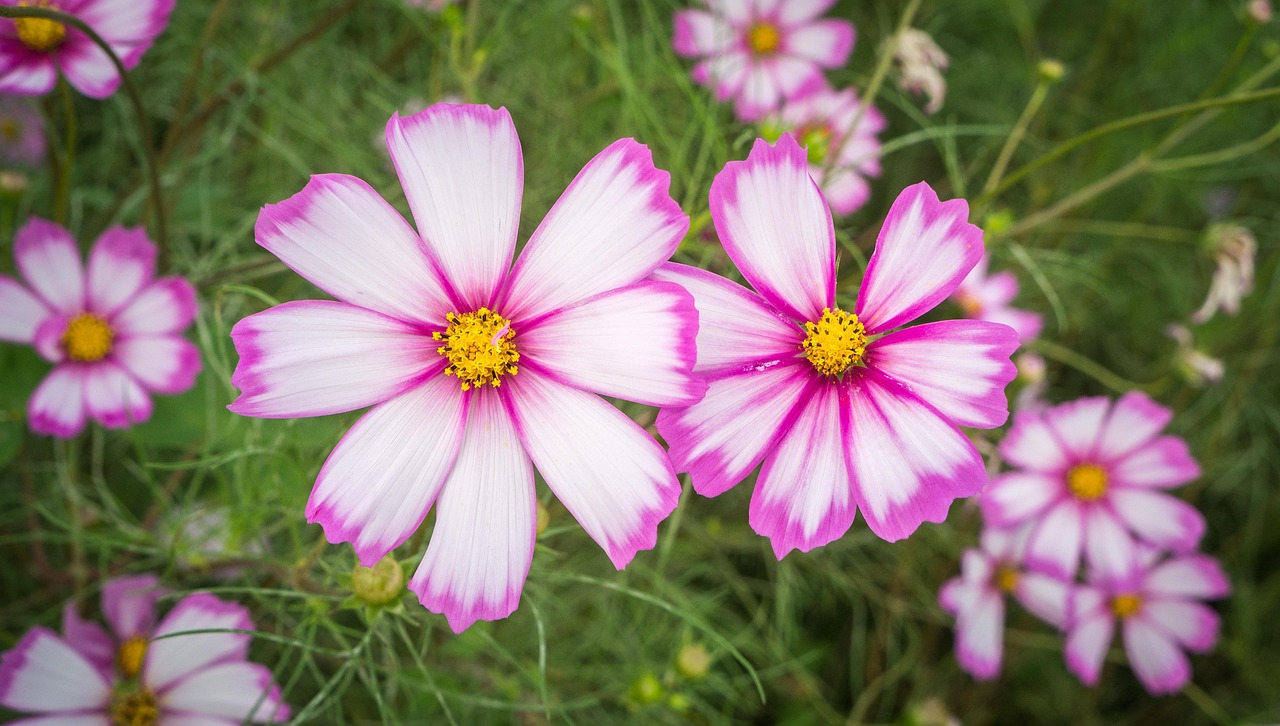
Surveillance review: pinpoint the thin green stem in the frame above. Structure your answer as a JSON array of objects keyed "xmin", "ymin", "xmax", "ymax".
[
  {"xmin": 1029, "ymin": 338, "xmax": 1151, "ymax": 394},
  {"xmin": 54, "ymin": 78, "xmax": 76, "ymax": 224},
  {"xmin": 1149, "ymin": 119, "xmax": 1280, "ymax": 173},
  {"xmin": 981, "ymin": 79, "xmax": 1050, "ymax": 197}
]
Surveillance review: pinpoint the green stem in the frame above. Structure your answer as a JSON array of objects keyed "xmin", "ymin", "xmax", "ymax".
[
  {"xmin": 1029, "ymin": 338, "xmax": 1151, "ymax": 394},
  {"xmin": 54, "ymin": 78, "xmax": 76, "ymax": 225},
  {"xmin": 981, "ymin": 79, "xmax": 1050, "ymax": 198}
]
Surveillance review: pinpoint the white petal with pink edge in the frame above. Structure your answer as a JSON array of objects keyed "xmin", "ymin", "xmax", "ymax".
[
  {"xmin": 114, "ymin": 335, "xmax": 201, "ymax": 395},
  {"xmin": 111, "ymin": 278, "xmax": 196, "ymax": 336},
  {"xmin": 709, "ymin": 135, "xmax": 834, "ymax": 321},
  {"xmin": 1082, "ymin": 506, "xmax": 1138, "ymax": 586},
  {"xmin": 855, "ymin": 183, "xmax": 983, "ymax": 334},
  {"xmin": 657, "ymin": 362, "xmax": 813, "ymax": 497},
  {"xmin": 749, "ymin": 384, "xmax": 854, "ymax": 558},
  {"xmin": 28, "ymin": 365, "xmax": 86, "ymax": 439},
  {"xmin": 954, "ymin": 590, "xmax": 1004, "ymax": 680},
  {"xmin": 102, "ymin": 574, "xmax": 163, "ymax": 641},
  {"xmin": 387, "ymin": 105, "xmax": 521, "ymax": 311},
  {"xmin": 410, "ymin": 392, "xmax": 535, "ymax": 633},
  {"xmin": 0, "ymin": 44, "xmax": 58, "ymax": 96},
  {"xmin": 0, "ymin": 627, "xmax": 110, "ymax": 713},
  {"xmin": 60, "ymin": 602, "xmax": 113, "ymax": 675},
  {"xmin": 1042, "ymin": 397, "xmax": 1110, "ymax": 461},
  {"xmin": 1064, "ymin": 610, "xmax": 1114, "ymax": 686},
  {"xmin": 86, "ymin": 227, "xmax": 156, "ymax": 317},
  {"xmin": 672, "ymin": 9, "xmax": 734, "ymax": 56},
  {"xmin": 1123, "ymin": 618, "xmax": 1191, "ymax": 695},
  {"xmin": 14, "ymin": 218, "xmax": 84, "ymax": 315},
  {"xmin": 158, "ymin": 716, "xmax": 240, "ymax": 726},
  {"xmin": 4, "ymin": 714, "xmax": 113, "ymax": 726},
  {"xmin": 1141, "ymin": 599, "xmax": 1219, "ymax": 653},
  {"xmin": 842, "ymin": 371, "xmax": 985, "ymax": 541},
  {"xmin": 1110, "ymin": 437, "xmax": 1200, "ymax": 489},
  {"xmin": 143, "ymin": 594, "xmax": 252, "ymax": 693},
  {"xmin": 938, "ymin": 577, "xmax": 982, "ymax": 616},
  {"xmin": 160, "ymin": 661, "xmax": 289, "ymax": 723},
  {"xmin": 254, "ymin": 173, "xmax": 452, "ymax": 323},
  {"xmin": 73, "ymin": 0, "xmax": 175, "ymax": 62},
  {"xmin": 998, "ymin": 409, "xmax": 1070, "ymax": 472},
  {"xmin": 501, "ymin": 139, "xmax": 687, "ymax": 321},
  {"xmin": 518, "ymin": 281, "xmax": 704, "ymax": 407},
  {"xmin": 57, "ymin": 42, "xmax": 124, "ymax": 99},
  {"xmin": 649, "ymin": 263, "xmax": 800, "ymax": 376},
  {"xmin": 865, "ymin": 319, "xmax": 1017, "ymax": 429},
  {"xmin": 782, "ymin": 19, "xmax": 854, "ymax": 67},
  {"xmin": 693, "ymin": 52, "xmax": 750, "ymax": 101},
  {"xmin": 1094, "ymin": 391, "xmax": 1173, "ymax": 460},
  {"xmin": 1109, "ymin": 488, "xmax": 1204, "ymax": 552},
  {"xmin": 980, "ymin": 472, "xmax": 1060, "ymax": 527},
  {"xmin": 307, "ymin": 375, "xmax": 467, "ymax": 566},
  {"xmin": 229, "ymin": 301, "xmax": 439, "ymax": 419},
  {"xmin": 1144, "ymin": 555, "xmax": 1231, "ymax": 600},
  {"xmin": 0, "ymin": 275, "xmax": 49, "ymax": 343},
  {"xmin": 505, "ymin": 369, "xmax": 679, "ymax": 568},
  {"xmin": 83, "ymin": 362, "xmax": 152, "ymax": 429},
  {"xmin": 1015, "ymin": 572, "xmax": 1070, "ymax": 628},
  {"xmin": 734, "ymin": 65, "xmax": 785, "ymax": 121},
  {"xmin": 1024, "ymin": 499, "xmax": 1084, "ymax": 580}
]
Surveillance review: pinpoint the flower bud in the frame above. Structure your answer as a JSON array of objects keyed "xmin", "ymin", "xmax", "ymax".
[
  {"xmin": 351, "ymin": 555, "xmax": 404, "ymax": 606},
  {"xmin": 675, "ymin": 643, "xmax": 712, "ymax": 680}
]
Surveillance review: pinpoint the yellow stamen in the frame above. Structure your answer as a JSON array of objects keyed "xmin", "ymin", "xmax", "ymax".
[
  {"xmin": 802, "ymin": 307, "xmax": 867, "ymax": 378},
  {"xmin": 994, "ymin": 565, "xmax": 1020, "ymax": 594},
  {"xmin": 62, "ymin": 312, "xmax": 114, "ymax": 363},
  {"xmin": 110, "ymin": 688, "xmax": 158, "ymax": 726},
  {"xmin": 116, "ymin": 636, "xmax": 147, "ymax": 680},
  {"xmin": 746, "ymin": 23, "xmax": 781, "ymax": 55},
  {"xmin": 15, "ymin": 1, "xmax": 67, "ymax": 53},
  {"xmin": 1066, "ymin": 463, "xmax": 1108, "ymax": 501},
  {"xmin": 1111, "ymin": 593, "xmax": 1143, "ymax": 619},
  {"xmin": 433, "ymin": 307, "xmax": 519, "ymax": 391}
]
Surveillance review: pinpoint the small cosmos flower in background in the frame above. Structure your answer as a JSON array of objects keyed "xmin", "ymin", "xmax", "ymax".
[
  {"xmin": 0, "ymin": 94, "xmax": 44, "ymax": 167},
  {"xmin": 0, "ymin": 218, "xmax": 201, "ymax": 437},
  {"xmin": 950, "ymin": 253, "xmax": 1044, "ymax": 344},
  {"xmin": 1190, "ymin": 223, "xmax": 1256, "ymax": 324},
  {"xmin": 0, "ymin": 0, "xmax": 176, "ymax": 99},
  {"xmin": 889, "ymin": 27, "xmax": 949, "ymax": 115},
  {"xmin": 655, "ymin": 134, "xmax": 1018, "ymax": 557},
  {"xmin": 672, "ymin": 0, "xmax": 854, "ymax": 121},
  {"xmin": 0, "ymin": 574, "xmax": 290, "ymax": 723},
  {"xmin": 230, "ymin": 103, "xmax": 700, "ymax": 632}
]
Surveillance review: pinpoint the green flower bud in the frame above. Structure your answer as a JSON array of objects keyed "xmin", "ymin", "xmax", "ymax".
[{"xmin": 351, "ymin": 555, "xmax": 404, "ymax": 606}]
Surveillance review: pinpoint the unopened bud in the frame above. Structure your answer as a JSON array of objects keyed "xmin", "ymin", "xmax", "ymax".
[
  {"xmin": 628, "ymin": 673, "xmax": 664, "ymax": 704},
  {"xmin": 351, "ymin": 555, "xmax": 404, "ymax": 606},
  {"xmin": 675, "ymin": 643, "xmax": 712, "ymax": 680},
  {"xmin": 1037, "ymin": 58, "xmax": 1066, "ymax": 83}
]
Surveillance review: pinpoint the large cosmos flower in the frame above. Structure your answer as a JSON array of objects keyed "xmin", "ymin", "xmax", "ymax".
[
  {"xmin": 0, "ymin": 0, "xmax": 175, "ymax": 99},
  {"xmin": 672, "ymin": 0, "xmax": 854, "ymax": 121},
  {"xmin": 0, "ymin": 218, "xmax": 201, "ymax": 438},
  {"xmin": 982, "ymin": 392, "xmax": 1204, "ymax": 586},
  {"xmin": 655, "ymin": 134, "xmax": 1018, "ymax": 557},
  {"xmin": 229, "ymin": 104, "xmax": 700, "ymax": 632},
  {"xmin": 0, "ymin": 575, "xmax": 290, "ymax": 723}
]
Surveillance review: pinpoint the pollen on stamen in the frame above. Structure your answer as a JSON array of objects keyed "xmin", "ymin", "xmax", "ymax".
[
  {"xmin": 433, "ymin": 307, "xmax": 520, "ymax": 391},
  {"xmin": 14, "ymin": 1, "xmax": 67, "ymax": 53},
  {"xmin": 1066, "ymin": 463, "xmax": 1108, "ymax": 501},
  {"xmin": 746, "ymin": 22, "xmax": 781, "ymax": 55},
  {"xmin": 802, "ymin": 307, "xmax": 867, "ymax": 378},
  {"xmin": 1110, "ymin": 593, "xmax": 1143, "ymax": 619},
  {"xmin": 62, "ymin": 312, "xmax": 115, "ymax": 363}
]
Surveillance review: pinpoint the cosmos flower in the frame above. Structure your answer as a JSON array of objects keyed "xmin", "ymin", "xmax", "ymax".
[
  {"xmin": 0, "ymin": 95, "xmax": 44, "ymax": 166},
  {"xmin": 939, "ymin": 524, "xmax": 1070, "ymax": 680},
  {"xmin": 762, "ymin": 84, "xmax": 884, "ymax": 216},
  {"xmin": 0, "ymin": 0, "xmax": 176, "ymax": 99},
  {"xmin": 655, "ymin": 134, "xmax": 1018, "ymax": 557},
  {"xmin": 950, "ymin": 253, "xmax": 1043, "ymax": 343},
  {"xmin": 1065, "ymin": 549, "xmax": 1230, "ymax": 695},
  {"xmin": 982, "ymin": 392, "xmax": 1205, "ymax": 585},
  {"xmin": 0, "ymin": 574, "xmax": 290, "ymax": 723},
  {"xmin": 1190, "ymin": 223, "xmax": 1255, "ymax": 324},
  {"xmin": 229, "ymin": 103, "xmax": 699, "ymax": 632},
  {"xmin": 889, "ymin": 27, "xmax": 949, "ymax": 115},
  {"xmin": 672, "ymin": 0, "xmax": 854, "ymax": 121},
  {"xmin": 0, "ymin": 218, "xmax": 201, "ymax": 438}
]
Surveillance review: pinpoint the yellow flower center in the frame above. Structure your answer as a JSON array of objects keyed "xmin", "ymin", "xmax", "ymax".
[
  {"xmin": 1066, "ymin": 463, "xmax": 1108, "ymax": 501},
  {"xmin": 110, "ymin": 688, "xmax": 158, "ymax": 726},
  {"xmin": 433, "ymin": 307, "xmax": 519, "ymax": 391},
  {"xmin": 994, "ymin": 565, "xmax": 1020, "ymax": 594},
  {"xmin": 116, "ymin": 636, "xmax": 147, "ymax": 680},
  {"xmin": 62, "ymin": 312, "xmax": 114, "ymax": 363},
  {"xmin": 802, "ymin": 307, "xmax": 867, "ymax": 378},
  {"xmin": 747, "ymin": 23, "xmax": 781, "ymax": 55},
  {"xmin": 14, "ymin": 1, "xmax": 67, "ymax": 53},
  {"xmin": 1110, "ymin": 593, "xmax": 1143, "ymax": 619}
]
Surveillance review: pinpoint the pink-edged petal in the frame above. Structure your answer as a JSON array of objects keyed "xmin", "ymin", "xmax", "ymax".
[
  {"xmin": 865, "ymin": 319, "xmax": 1017, "ymax": 429},
  {"xmin": 657, "ymin": 362, "xmax": 813, "ymax": 497},
  {"xmin": 960, "ymin": 547, "xmax": 995, "ymax": 583},
  {"xmin": 1067, "ymin": 585, "xmax": 1109, "ymax": 627},
  {"xmin": 1123, "ymin": 618, "xmax": 1191, "ymax": 695},
  {"xmin": 672, "ymin": 9, "xmax": 734, "ymax": 56},
  {"xmin": 306, "ymin": 375, "xmax": 467, "ymax": 567},
  {"xmin": 692, "ymin": 51, "xmax": 750, "ymax": 101},
  {"xmin": 782, "ymin": 19, "xmax": 853, "ymax": 66},
  {"xmin": 5, "ymin": 715, "xmax": 112, "ymax": 726},
  {"xmin": 82, "ymin": 361, "xmax": 152, "ymax": 429},
  {"xmin": 953, "ymin": 590, "xmax": 1004, "ymax": 680},
  {"xmin": 978, "ymin": 523, "xmax": 1031, "ymax": 563},
  {"xmin": 939, "ymin": 577, "xmax": 983, "ymax": 616},
  {"xmin": 0, "ymin": 274, "xmax": 49, "ymax": 343},
  {"xmin": 143, "ymin": 593, "xmax": 252, "ymax": 693},
  {"xmin": 1144, "ymin": 555, "xmax": 1231, "ymax": 600},
  {"xmin": 102, "ymin": 574, "xmax": 163, "ymax": 641},
  {"xmin": 84, "ymin": 226, "xmax": 156, "ymax": 317},
  {"xmin": 502, "ymin": 138, "xmax": 687, "ymax": 321},
  {"xmin": 820, "ymin": 166, "xmax": 871, "ymax": 216},
  {"xmin": 386, "ymin": 104, "xmax": 521, "ymax": 311},
  {"xmin": 734, "ymin": 64, "xmax": 785, "ymax": 121},
  {"xmin": 160, "ymin": 661, "xmax": 289, "ymax": 723},
  {"xmin": 56, "ymin": 39, "xmax": 122, "ymax": 99},
  {"xmin": 998, "ymin": 410, "xmax": 1070, "ymax": 473},
  {"xmin": 157, "ymin": 717, "xmax": 238, "ymax": 726},
  {"xmin": 1024, "ymin": 499, "xmax": 1084, "ymax": 580},
  {"xmin": 71, "ymin": 0, "xmax": 174, "ymax": 61},
  {"xmin": 749, "ymin": 383, "xmax": 854, "ymax": 558},
  {"xmin": 228, "ymin": 300, "xmax": 439, "ymax": 419},
  {"xmin": 505, "ymin": 368, "xmax": 679, "ymax": 569},
  {"xmin": 1109, "ymin": 489, "xmax": 1205, "ymax": 552},
  {"xmin": 60, "ymin": 603, "xmax": 113, "ymax": 675},
  {"xmin": 518, "ymin": 280, "xmax": 704, "ymax": 407},
  {"xmin": 767, "ymin": 56, "xmax": 824, "ymax": 100},
  {"xmin": 981, "ymin": 472, "xmax": 1060, "ymax": 527},
  {"xmin": 1082, "ymin": 506, "xmax": 1139, "ymax": 586},
  {"xmin": 1065, "ymin": 610, "xmax": 1115, "ymax": 686},
  {"xmin": 111, "ymin": 277, "xmax": 196, "ymax": 336},
  {"xmin": 0, "ymin": 627, "xmax": 110, "ymax": 712},
  {"xmin": 855, "ymin": 182, "xmax": 983, "ymax": 334},
  {"xmin": 1015, "ymin": 572, "xmax": 1070, "ymax": 628},
  {"xmin": 409, "ymin": 391, "xmax": 535, "ymax": 633},
  {"xmin": 113, "ymin": 335, "xmax": 200, "ymax": 395},
  {"xmin": 1141, "ymin": 599, "xmax": 1220, "ymax": 653},
  {"xmin": 704, "ymin": 0, "xmax": 752, "ymax": 24},
  {"xmin": 709, "ymin": 134, "xmax": 834, "ymax": 321},
  {"xmin": 842, "ymin": 371, "xmax": 986, "ymax": 541},
  {"xmin": 254, "ymin": 173, "xmax": 452, "ymax": 323},
  {"xmin": 649, "ymin": 262, "xmax": 800, "ymax": 376},
  {"xmin": 0, "ymin": 42, "xmax": 58, "ymax": 96},
  {"xmin": 1110, "ymin": 437, "xmax": 1201, "ymax": 489},
  {"xmin": 1094, "ymin": 391, "xmax": 1172, "ymax": 460},
  {"xmin": 27, "ymin": 365, "xmax": 87, "ymax": 438},
  {"xmin": 982, "ymin": 305, "xmax": 1043, "ymax": 344},
  {"xmin": 14, "ymin": 217, "xmax": 84, "ymax": 315},
  {"xmin": 774, "ymin": 0, "xmax": 838, "ymax": 25},
  {"xmin": 1042, "ymin": 396, "xmax": 1110, "ymax": 461},
  {"xmin": 33, "ymin": 314, "xmax": 68, "ymax": 363}
]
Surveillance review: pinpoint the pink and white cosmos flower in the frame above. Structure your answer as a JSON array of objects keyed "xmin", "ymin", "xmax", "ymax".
[
  {"xmin": 982, "ymin": 392, "xmax": 1205, "ymax": 585},
  {"xmin": 763, "ymin": 84, "xmax": 885, "ymax": 216},
  {"xmin": 1065, "ymin": 550, "xmax": 1229, "ymax": 695},
  {"xmin": 939, "ymin": 524, "xmax": 1070, "ymax": 680},
  {"xmin": 0, "ymin": 0, "xmax": 175, "ymax": 99},
  {"xmin": 672, "ymin": 0, "xmax": 854, "ymax": 121},
  {"xmin": 654, "ymin": 134, "xmax": 1019, "ymax": 558},
  {"xmin": 229, "ymin": 103, "xmax": 700, "ymax": 633},
  {"xmin": 0, "ymin": 575, "xmax": 290, "ymax": 723},
  {"xmin": 950, "ymin": 253, "xmax": 1043, "ymax": 343},
  {"xmin": 0, "ymin": 218, "xmax": 201, "ymax": 437}
]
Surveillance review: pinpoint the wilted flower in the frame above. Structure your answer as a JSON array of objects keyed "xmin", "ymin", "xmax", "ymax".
[
  {"xmin": 1190, "ymin": 223, "xmax": 1256, "ymax": 323},
  {"xmin": 672, "ymin": 0, "xmax": 855, "ymax": 121},
  {"xmin": 1166, "ymin": 323, "xmax": 1224, "ymax": 386},
  {"xmin": 0, "ymin": 95, "xmax": 44, "ymax": 166},
  {"xmin": 890, "ymin": 28, "xmax": 949, "ymax": 115},
  {"xmin": 951, "ymin": 253, "xmax": 1043, "ymax": 343},
  {"xmin": 656, "ymin": 135, "xmax": 1018, "ymax": 557}
]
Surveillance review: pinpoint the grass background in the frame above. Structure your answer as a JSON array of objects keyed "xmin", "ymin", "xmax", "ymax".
[{"xmin": 1, "ymin": 0, "xmax": 1278, "ymax": 723}]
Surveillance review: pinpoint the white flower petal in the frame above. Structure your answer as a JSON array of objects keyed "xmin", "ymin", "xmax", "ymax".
[
  {"xmin": 0, "ymin": 274, "xmax": 50, "ymax": 343},
  {"xmin": 143, "ymin": 594, "xmax": 252, "ymax": 693},
  {"xmin": 0, "ymin": 628, "xmax": 110, "ymax": 713},
  {"xmin": 160, "ymin": 662, "xmax": 289, "ymax": 723},
  {"xmin": 14, "ymin": 218, "xmax": 84, "ymax": 315},
  {"xmin": 1123, "ymin": 618, "xmax": 1191, "ymax": 695},
  {"xmin": 85, "ymin": 227, "xmax": 156, "ymax": 318}
]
